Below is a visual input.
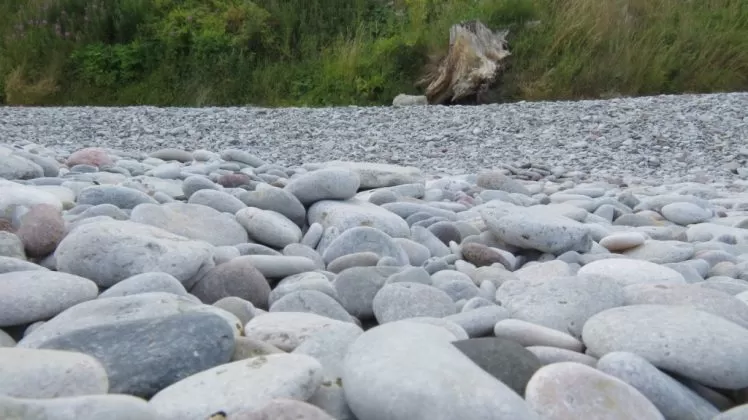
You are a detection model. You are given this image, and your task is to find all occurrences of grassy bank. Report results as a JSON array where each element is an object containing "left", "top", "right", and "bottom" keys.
[{"left": 1, "top": 0, "right": 746, "bottom": 106}]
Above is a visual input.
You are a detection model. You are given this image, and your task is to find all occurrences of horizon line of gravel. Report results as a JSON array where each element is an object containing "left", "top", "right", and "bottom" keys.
[{"left": 1, "top": 92, "right": 747, "bottom": 187}]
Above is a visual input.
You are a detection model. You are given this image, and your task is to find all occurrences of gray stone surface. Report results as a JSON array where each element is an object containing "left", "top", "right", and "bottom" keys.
[
  {"left": 149, "top": 354, "right": 323, "bottom": 420},
  {"left": 98, "top": 272, "right": 189, "bottom": 299},
  {"left": 496, "top": 274, "right": 625, "bottom": 339},
  {"left": 0, "top": 347, "right": 109, "bottom": 398},
  {"left": 77, "top": 185, "right": 158, "bottom": 209},
  {"left": 452, "top": 337, "right": 542, "bottom": 397},
  {"left": 322, "top": 227, "right": 408, "bottom": 265},
  {"left": 232, "top": 399, "right": 336, "bottom": 420},
  {"left": 239, "top": 184, "right": 306, "bottom": 226},
  {"left": 583, "top": 304, "right": 748, "bottom": 390},
  {"left": 236, "top": 208, "right": 302, "bottom": 249},
  {"left": 372, "top": 282, "right": 456, "bottom": 323},
  {"left": 0, "top": 394, "right": 161, "bottom": 420},
  {"left": 17, "top": 292, "right": 242, "bottom": 348},
  {"left": 307, "top": 199, "right": 410, "bottom": 238},
  {"left": 526, "top": 362, "right": 665, "bottom": 420},
  {"left": 244, "top": 312, "right": 349, "bottom": 351},
  {"left": 484, "top": 212, "right": 593, "bottom": 254},
  {"left": 333, "top": 266, "right": 402, "bottom": 320},
  {"left": 284, "top": 167, "right": 360, "bottom": 205},
  {"left": 597, "top": 351, "right": 719, "bottom": 420},
  {"left": 342, "top": 321, "right": 540, "bottom": 420},
  {"left": 55, "top": 220, "right": 215, "bottom": 288},
  {"left": 190, "top": 256, "right": 271, "bottom": 309},
  {"left": 36, "top": 311, "right": 235, "bottom": 398},
  {"left": 0, "top": 271, "right": 98, "bottom": 327},
  {"left": 130, "top": 202, "right": 248, "bottom": 246},
  {"left": 270, "top": 290, "right": 353, "bottom": 322}
]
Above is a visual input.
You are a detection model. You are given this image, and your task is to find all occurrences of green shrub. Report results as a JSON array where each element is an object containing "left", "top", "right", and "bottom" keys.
[{"left": 1, "top": 0, "right": 746, "bottom": 106}]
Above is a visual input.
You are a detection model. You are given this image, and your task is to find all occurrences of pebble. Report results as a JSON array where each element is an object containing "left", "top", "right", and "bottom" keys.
[
  {"left": 452, "top": 337, "right": 542, "bottom": 396},
  {"left": 131, "top": 202, "right": 248, "bottom": 246},
  {"left": 0, "top": 394, "right": 160, "bottom": 420},
  {"left": 322, "top": 226, "right": 408, "bottom": 265},
  {"left": 342, "top": 321, "right": 540, "bottom": 420},
  {"left": 496, "top": 274, "right": 625, "bottom": 339},
  {"left": 239, "top": 184, "right": 306, "bottom": 226},
  {"left": 597, "top": 351, "right": 720, "bottom": 420},
  {"left": 0, "top": 347, "right": 109, "bottom": 398},
  {"left": 149, "top": 354, "right": 324, "bottom": 420},
  {"left": 236, "top": 207, "right": 302, "bottom": 249},
  {"left": 55, "top": 220, "right": 215, "bottom": 288},
  {"left": 307, "top": 199, "right": 410, "bottom": 238},
  {"left": 0, "top": 139, "right": 747, "bottom": 418},
  {"left": 484, "top": 212, "right": 593, "bottom": 254},
  {"left": 34, "top": 311, "right": 236, "bottom": 398},
  {"left": 16, "top": 203, "right": 66, "bottom": 258},
  {"left": 527, "top": 346, "right": 598, "bottom": 366},
  {"left": 269, "top": 271, "right": 338, "bottom": 306},
  {"left": 583, "top": 305, "right": 748, "bottom": 389},
  {"left": 0, "top": 271, "right": 98, "bottom": 327},
  {"left": 244, "top": 312, "right": 351, "bottom": 351},
  {"left": 577, "top": 258, "right": 686, "bottom": 286},
  {"left": 525, "top": 362, "right": 665, "bottom": 419},
  {"left": 284, "top": 167, "right": 360, "bottom": 205},
  {"left": 270, "top": 290, "right": 353, "bottom": 322},
  {"left": 622, "top": 283, "right": 748, "bottom": 329},
  {"left": 191, "top": 256, "right": 271, "bottom": 308},
  {"left": 98, "top": 272, "right": 189, "bottom": 299},
  {"left": 661, "top": 202, "right": 713, "bottom": 225},
  {"left": 231, "top": 398, "right": 336, "bottom": 420},
  {"left": 493, "top": 318, "right": 584, "bottom": 351},
  {"left": 372, "top": 282, "right": 456, "bottom": 323},
  {"left": 77, "top": 185, "right": 159, "bottom": 209},
  {"left": 600, "top": 231, "right": 647, "bottom": 251}
]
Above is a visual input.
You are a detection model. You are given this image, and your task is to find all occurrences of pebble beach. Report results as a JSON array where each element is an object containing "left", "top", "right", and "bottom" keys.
[{"left": 1, "top": 93, "right": 748, "bottom": 419}]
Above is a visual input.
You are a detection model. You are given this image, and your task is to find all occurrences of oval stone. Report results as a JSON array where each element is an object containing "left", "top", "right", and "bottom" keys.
[
  {"left": 0, "top": 394, "right": 160, "bottom": 420},
  {"left": 583, "top": 305, "right": 748, "bottom": 389},
  {"left": 0, "top": 271, "right": 98, "bottom": 327},
  {"left": 0, "top": 347, "right": 109, "bottom": 398},
  {"left": 577, "top": 258, "right": 686, "bottom": 287},
  {"left": 35, "top": 311, "right": 236, "bottom": 398},
  {"left": 130, "top": 202, "right": 248, "bottom": 246},
  {"left": 54, "top": 220, "right": 215, "bottom": 288},
  {"left": 321, "top": 226, "right": 408, "bottom": 265},
  {"left": 236, "top": 207, "right": 302, "bottom": 249},
  {"left": 284, "top": 167, "right": 360, "bottom": 205},
  {"left": 597, "top": 351, "right": 720, "bottom": 420},
  {"left": 342, "top": 321, "right": 540, "bottom": 420},
  {"left": 525, "top": 362, "right": 664, "bottom": 420},
  {"left": 149, "top": 354, "right": 323, "bottom": 420},
  {"left": 372, "top": 282, "right": 456, "bottom": 323}
]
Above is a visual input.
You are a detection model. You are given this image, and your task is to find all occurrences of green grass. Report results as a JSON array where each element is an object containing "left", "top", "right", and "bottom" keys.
[{"left": 1, "top": 0, "right": 746, "bottom": 106}]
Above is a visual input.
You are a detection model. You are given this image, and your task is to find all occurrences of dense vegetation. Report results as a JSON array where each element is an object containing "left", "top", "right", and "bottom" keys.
[{"left": 1, "top": 0, "right": 746, "bottom": 106}]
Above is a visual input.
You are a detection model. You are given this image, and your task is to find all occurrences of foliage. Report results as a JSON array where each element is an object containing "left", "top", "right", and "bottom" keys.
[{"left": 0, "top": 0, "right": 746, "bottom": 106}]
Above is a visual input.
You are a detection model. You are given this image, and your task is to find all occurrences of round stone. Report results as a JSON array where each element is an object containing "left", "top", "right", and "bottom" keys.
[{"left": 525, "top": 362, "right": 664, "bottom": 419}]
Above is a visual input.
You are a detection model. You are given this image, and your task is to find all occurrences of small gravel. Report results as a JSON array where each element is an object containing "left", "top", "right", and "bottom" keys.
[{"left": 1, "top": 92, "right": 747, "bottom": 186}]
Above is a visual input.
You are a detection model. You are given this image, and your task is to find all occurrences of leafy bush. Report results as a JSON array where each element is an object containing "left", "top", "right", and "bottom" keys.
[{"left": 0, "top": 0, "right": 746, "bottom": 106}]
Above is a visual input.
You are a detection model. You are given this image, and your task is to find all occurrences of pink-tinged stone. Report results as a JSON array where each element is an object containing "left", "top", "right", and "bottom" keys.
[
  {"left": 66, "top": 147, "right": 113, "bottom": 168},
  {"left": 218, "top": 173, "right": 252, "bottom": 188},
  {"left": 16, "top": 204, "right": 66, "bottom": 258}
]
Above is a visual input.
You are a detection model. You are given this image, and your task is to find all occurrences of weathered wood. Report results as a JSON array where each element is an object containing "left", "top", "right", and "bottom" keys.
[{"left": 418, "top": 20, "right": 510, "bottom": 105}]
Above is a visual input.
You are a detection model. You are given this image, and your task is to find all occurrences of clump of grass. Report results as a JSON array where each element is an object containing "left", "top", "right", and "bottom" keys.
[
  {"left": 506, "top": 0, "right": 748, "bottom": 100},
  {"left": 0, "top": 0, "right": 746, "bottom": 106}
]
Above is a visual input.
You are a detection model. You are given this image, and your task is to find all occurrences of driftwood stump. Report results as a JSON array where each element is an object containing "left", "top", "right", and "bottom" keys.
[{"left": 418, "top": 20, "right": 510, "bottom": 105}]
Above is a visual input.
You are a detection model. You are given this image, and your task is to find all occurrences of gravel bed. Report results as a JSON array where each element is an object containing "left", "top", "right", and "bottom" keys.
[{"left": 2, "top": 92, "right": 747, "bottom": 184}]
